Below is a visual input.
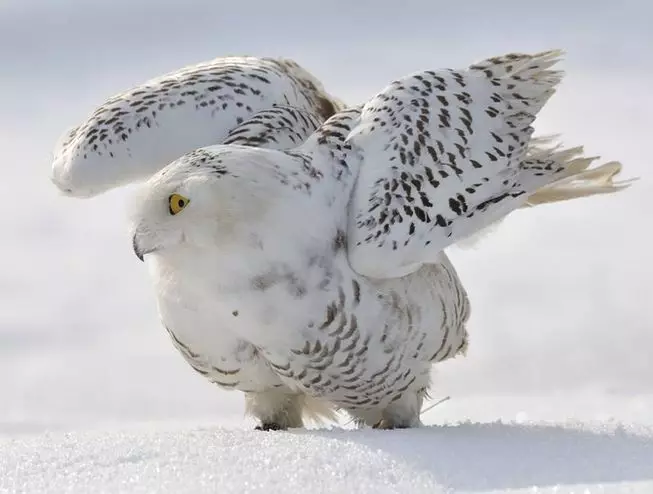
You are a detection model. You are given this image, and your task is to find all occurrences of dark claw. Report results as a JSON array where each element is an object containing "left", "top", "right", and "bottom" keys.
[
  {"left": 372, "top": 420, "right": 410, "bottom": 430},
  {"left": 255, "top": 422, "right": 283, "bottom": 431}
]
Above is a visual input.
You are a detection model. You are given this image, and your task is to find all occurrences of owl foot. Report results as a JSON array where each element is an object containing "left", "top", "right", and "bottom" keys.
[
  {"left": 245, "top": 390, "right": 304, "bottom": 430},
  {"left": 255, "top": 422, "right": 284, "bottom": 431},
  {"left": 348, "top": 390, "right": 424, "bottom": 429},
  {"left": 372, "top": 419, "right": 411, "bottom": 430}
]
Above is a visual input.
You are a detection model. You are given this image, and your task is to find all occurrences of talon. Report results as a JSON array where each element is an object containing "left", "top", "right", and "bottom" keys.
[
  {"left": 372, "top": 419, "right": 411, "bottom": 430},
  {"left": 255, "top": 422, "right": 284, "bottom": 431}
]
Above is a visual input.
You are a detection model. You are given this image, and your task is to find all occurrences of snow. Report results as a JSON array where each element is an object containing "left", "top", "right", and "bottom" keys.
[
  {"left": 2, "top": 0, "right": 653, "bottom": 492},
  {"left": 3, "top": 422, "right": 653, "bottom": 494}
]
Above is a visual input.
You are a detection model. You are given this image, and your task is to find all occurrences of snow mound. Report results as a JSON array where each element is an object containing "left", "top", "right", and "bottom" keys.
[{"left": 2, "top": 421, "right": 653, "bottom": 494}]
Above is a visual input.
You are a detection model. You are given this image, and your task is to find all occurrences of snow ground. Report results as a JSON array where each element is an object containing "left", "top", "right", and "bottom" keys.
[
  {"left": 2, "top": 421, "right": 653, "bottom": 494},
  {"left": 2, "top": 0, "right": 653, "bottom": 492}
]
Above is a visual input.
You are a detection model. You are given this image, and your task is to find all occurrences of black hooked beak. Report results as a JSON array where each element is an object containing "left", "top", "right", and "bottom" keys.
[
  {"left": 132, "top": 232, "right": 145, "bottom": 262},
  {"left": 132, "top": 231, "right": 158, "bottom": 262}
]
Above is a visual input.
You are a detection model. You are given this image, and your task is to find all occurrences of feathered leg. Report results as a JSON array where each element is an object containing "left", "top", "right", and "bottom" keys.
[
  {"left": 245, "top": 390, "right": 337, "bottom": 431},
  {"left": 246, "top": 390, "right": 305, "bottom": 430},
  {"left": 345, "top": 388, "right": 427, "bottom": 430},
  {"left": 373, "top": 391, "right": 425, "bottom": 430}
]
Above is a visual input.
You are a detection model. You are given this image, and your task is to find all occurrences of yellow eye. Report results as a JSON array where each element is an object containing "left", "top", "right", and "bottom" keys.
[{"left": 168, "top": 193, "right": 190, "bottom": 215}]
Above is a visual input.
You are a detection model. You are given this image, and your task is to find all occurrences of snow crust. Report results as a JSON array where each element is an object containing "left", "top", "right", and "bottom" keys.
[{"left": 3, "top": 421, "right": 653, "bottom": 494}]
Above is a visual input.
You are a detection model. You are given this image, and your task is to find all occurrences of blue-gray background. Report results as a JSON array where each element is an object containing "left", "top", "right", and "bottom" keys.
[{"left": 1, "top": 0, "right": 651, "bottom": 433}]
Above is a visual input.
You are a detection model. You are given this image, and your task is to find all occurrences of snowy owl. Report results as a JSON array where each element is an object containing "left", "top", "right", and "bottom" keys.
[
  {"left": 50, "top": 56, "right": 344, "bottom": 198},
  {"left": 130, "top": 49, "right": 633, "bottom": 430}
]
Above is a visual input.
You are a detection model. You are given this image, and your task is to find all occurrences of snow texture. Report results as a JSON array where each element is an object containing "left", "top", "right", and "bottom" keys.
[
  {"left": 3, "top": 422, "right": 653, "bottom": 494},
  {"left": 2, "top": 0, "right": 653, "bottom": 492}
]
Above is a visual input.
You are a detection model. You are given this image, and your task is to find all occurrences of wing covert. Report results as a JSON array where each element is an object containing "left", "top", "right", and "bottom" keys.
[
  {"left": 222, "top": 106, "right": 323, "bottom": 150},
  {"left": 345, "top": 50, "right": 565, "bottom": 278}
]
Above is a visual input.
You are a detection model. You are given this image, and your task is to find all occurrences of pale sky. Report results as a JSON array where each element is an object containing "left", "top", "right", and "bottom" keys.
[{"left": 1, "top": 0, "right": 651, "bottom": 430}]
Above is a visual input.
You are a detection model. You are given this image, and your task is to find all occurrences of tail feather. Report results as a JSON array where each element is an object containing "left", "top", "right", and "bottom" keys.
[
  {"left": 455, "top": 137, "right": 636, "bottom": 249},
  {"left": 521, "top": 135, "right": 636, "bottom": 207},
  {"left": 523, "top": 160, "right": 635, "bottom": 207},
  {"left": 516, "top": 133, "right": 635, "bottom": 206},
  {"left": 527, "top": 133, "right": 564, "bottom": 149}
]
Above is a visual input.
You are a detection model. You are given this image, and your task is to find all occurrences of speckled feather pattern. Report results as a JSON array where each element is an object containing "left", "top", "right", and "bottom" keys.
[
  {"left": 346, "top": 50, "right": 566, "bottom": 278},
  {"left": 132, "top": 49, "right": 627, "bottom": 429},
  {"left": 222, "top": 106, "right": 323, "bottom": 149},
  {"left": 139, "top": 107, "right": 472, "bottom": 428},
  {"left": 51, "top": 56, "right": 342, "bottom": 197}
]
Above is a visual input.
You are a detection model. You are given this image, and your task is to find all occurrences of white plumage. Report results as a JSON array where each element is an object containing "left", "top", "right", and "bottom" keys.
[
  {"left": 129, "top": 49, "right": 633, "bottom": 429},
  {"left": 344, "top": 50, "right": 633, "bottom": 278},
  {"left": 50, "top": 56, "right": 343, "bottom": 198}
]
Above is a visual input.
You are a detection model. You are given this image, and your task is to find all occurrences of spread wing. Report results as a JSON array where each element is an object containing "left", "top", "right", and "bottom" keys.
[
  {"left": 222, "top": 106, "right": 323, "bottom": 150},
  {"left": 51, "top": 56, "right": 339, "bottom": 197},
  {"left": 345, "top": 50, "right": 567, "bottom": 278}
]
